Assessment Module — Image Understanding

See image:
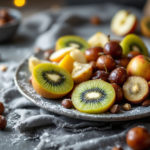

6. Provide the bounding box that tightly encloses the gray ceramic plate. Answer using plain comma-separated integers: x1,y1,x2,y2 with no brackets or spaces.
14,51,150,122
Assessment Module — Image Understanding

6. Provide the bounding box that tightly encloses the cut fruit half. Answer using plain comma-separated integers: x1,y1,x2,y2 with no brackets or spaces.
120,34,148,56
88,32,109,48
32,63,74,99
123,76,149,104
111,10,137,36
56,35,89,52
72,62,92,83
72,80,115,114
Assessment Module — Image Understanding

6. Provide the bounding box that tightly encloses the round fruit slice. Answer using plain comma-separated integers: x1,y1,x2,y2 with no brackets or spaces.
141,16,150,37
56,35,89,52
32,63,74,99
123,76,149,104
120,34,148,56
72,80,115,114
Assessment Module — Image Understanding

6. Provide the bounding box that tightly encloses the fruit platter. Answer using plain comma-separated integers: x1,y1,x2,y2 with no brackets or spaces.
14,10,150,121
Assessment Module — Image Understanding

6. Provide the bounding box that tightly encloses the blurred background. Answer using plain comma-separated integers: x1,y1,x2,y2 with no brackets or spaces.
1,0,149,17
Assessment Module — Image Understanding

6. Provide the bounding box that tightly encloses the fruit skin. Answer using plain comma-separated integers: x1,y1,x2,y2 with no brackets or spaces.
104,41,122,58
111,10,137,36
141,16,150,37
0,102,4,115
120,34,148,56
59,54,74,73
90,16,101,25
85,47,103,62
127,55,150,81
115,57,130,68
126,126,150,150
127,51,141,60
96,55,116,71
72,62,92,84
111,83,123,103
56,35,89,51
109,67,127,85
32,63,74,99
123,76,149,104
92,70,109,81
61,99,73,109
88,32,109,48
72,80,115,114
0,115,6,129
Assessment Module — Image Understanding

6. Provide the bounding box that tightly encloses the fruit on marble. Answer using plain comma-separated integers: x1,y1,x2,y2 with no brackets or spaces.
85,47,103,62
141,16,150,37
120,34,148,56
123,76,149,104
126,126,150,150
28,56,45,73
96,55,116,71
71,80,115,114
72,62,92,83
32,63,74,99
109,67,127,85
127,55,150,81
59,54,75,73
111,10,137,36
55,35,89,51
88,32,109,48
49,47,73,62
104,41,122,58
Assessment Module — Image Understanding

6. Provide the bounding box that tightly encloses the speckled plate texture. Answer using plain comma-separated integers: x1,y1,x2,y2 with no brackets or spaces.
14,51,150,122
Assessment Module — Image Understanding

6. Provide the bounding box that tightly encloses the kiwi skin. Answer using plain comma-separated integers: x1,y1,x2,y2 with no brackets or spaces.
32,63,74,99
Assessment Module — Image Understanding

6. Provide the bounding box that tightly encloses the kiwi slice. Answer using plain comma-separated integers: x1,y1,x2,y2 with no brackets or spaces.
123,76,149,104
56,35,89,52
120,34,148,56
32,63,74,99
72,80,115,114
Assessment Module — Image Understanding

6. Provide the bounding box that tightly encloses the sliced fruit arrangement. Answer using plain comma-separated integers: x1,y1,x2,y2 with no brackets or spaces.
56,35,89,51
123,76,149,104
72,80,115,113
29,31,150,114
120,34,148,56
141,16,150,37
111,10,137,36
32,63,74,99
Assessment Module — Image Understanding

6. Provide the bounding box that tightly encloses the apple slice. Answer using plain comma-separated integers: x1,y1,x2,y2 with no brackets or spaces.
111,10,137,36
88,32,109,48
